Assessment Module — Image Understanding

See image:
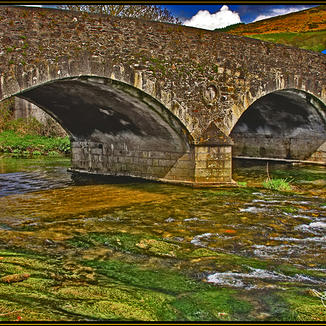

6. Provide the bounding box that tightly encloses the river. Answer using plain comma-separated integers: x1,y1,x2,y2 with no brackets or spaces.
0,155,325,322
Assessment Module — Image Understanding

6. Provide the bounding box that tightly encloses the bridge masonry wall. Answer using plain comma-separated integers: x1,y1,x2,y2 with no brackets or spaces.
1,6,326,183
1,5,326,141
308,142,326,162
70,139,196,182
232,134,326,161
71,140,233,184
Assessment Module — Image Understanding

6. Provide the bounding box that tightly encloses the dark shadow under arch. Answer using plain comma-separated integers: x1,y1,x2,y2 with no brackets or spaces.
13,76,195,180
230,89,326,161
16,76,193,148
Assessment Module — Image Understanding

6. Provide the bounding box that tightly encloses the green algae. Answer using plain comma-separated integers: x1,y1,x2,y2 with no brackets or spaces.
84,259,206,294
0,247,255,322
0,232,326,322
0,158,326,321
271,166,326,183
171,289,252,321
280,289,326,321
65,230,326,283
56,284,175,321
82,258,256,321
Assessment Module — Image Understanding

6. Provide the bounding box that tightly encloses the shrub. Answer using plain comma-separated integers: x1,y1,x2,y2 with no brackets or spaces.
48,151,59,156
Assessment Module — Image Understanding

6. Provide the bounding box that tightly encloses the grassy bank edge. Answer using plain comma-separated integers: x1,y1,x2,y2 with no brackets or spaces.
0,130,70,156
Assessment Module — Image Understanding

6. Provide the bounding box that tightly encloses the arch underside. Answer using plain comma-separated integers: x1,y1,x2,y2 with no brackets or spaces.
17,76,196,181
230,89,326,162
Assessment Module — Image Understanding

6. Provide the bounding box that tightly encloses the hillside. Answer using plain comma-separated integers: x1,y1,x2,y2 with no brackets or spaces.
223,5,326,52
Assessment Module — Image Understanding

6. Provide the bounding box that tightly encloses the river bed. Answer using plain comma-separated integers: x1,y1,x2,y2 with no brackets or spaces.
0,155,325,322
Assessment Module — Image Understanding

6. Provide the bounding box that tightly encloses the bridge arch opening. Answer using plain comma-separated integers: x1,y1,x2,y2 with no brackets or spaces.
230,89,326,162
14,76,195,181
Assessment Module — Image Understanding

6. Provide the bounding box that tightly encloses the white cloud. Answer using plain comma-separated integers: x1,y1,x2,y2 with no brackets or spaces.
16,4,43,7
183,5,241,30
253,6,311,22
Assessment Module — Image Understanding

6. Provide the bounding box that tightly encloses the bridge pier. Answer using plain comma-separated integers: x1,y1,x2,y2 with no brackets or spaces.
69,139,235,187
162,143,235,186
193,144,234,184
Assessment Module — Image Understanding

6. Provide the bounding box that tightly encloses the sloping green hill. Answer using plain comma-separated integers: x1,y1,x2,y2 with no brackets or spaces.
220,5,326,52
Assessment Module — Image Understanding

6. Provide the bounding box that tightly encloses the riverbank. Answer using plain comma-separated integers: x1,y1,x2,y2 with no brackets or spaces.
0,98,70,157
0,131,70,157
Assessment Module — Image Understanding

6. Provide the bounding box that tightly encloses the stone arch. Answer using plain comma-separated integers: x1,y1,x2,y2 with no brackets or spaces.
2,55,194,144
227,74,326,136
230,88,326,162
13,75,197,181
16,75,193,143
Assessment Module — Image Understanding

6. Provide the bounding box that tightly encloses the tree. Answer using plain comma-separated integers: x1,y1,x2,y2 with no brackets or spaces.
57,4,181,24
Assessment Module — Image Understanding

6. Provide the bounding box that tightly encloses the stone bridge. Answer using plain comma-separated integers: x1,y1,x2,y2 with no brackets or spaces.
1,5,326,186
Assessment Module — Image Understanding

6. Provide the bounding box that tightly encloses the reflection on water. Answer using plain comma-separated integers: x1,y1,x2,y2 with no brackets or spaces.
0,156,325,321
0,156,72,197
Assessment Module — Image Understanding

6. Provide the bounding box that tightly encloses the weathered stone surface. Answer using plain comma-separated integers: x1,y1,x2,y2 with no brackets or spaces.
0,5,326,184
231,89,326,162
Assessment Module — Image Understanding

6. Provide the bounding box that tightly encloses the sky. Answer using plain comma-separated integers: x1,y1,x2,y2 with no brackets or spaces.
20,3,320,31
162,4,319,30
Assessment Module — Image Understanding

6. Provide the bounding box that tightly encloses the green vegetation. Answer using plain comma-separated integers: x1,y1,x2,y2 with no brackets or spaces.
0,228,325,321
215,23,245,33
0,98,70,156
223,5,326,52
245,31,326,52
262,178,293,192
262,163,294,191
0,131,70,156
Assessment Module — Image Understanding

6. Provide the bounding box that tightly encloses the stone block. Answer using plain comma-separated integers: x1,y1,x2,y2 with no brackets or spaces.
207,160,224,169
196,153,210,161
139,158,153,166
195,168,212,178
122,156,133,164
91,148,103,155
153,158,159,166
212,169,230,177
195,160,207,169
195,176,212,183
195,146,209,154
158,159,173,167
208,147,221,154
97,162,104,170
126,150,136,157
147,166,167,176
114,149,126,156
99,155,106,163
150,151,171,159
92,155,99,163
224,161,232,169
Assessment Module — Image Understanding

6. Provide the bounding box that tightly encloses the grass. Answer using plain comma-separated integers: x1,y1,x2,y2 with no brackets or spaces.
0,131,70,155
0,97,70,156
262,163,294,192
262,178,293,191
238,31,326,52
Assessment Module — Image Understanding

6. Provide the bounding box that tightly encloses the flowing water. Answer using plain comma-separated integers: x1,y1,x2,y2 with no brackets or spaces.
0,155,325,322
